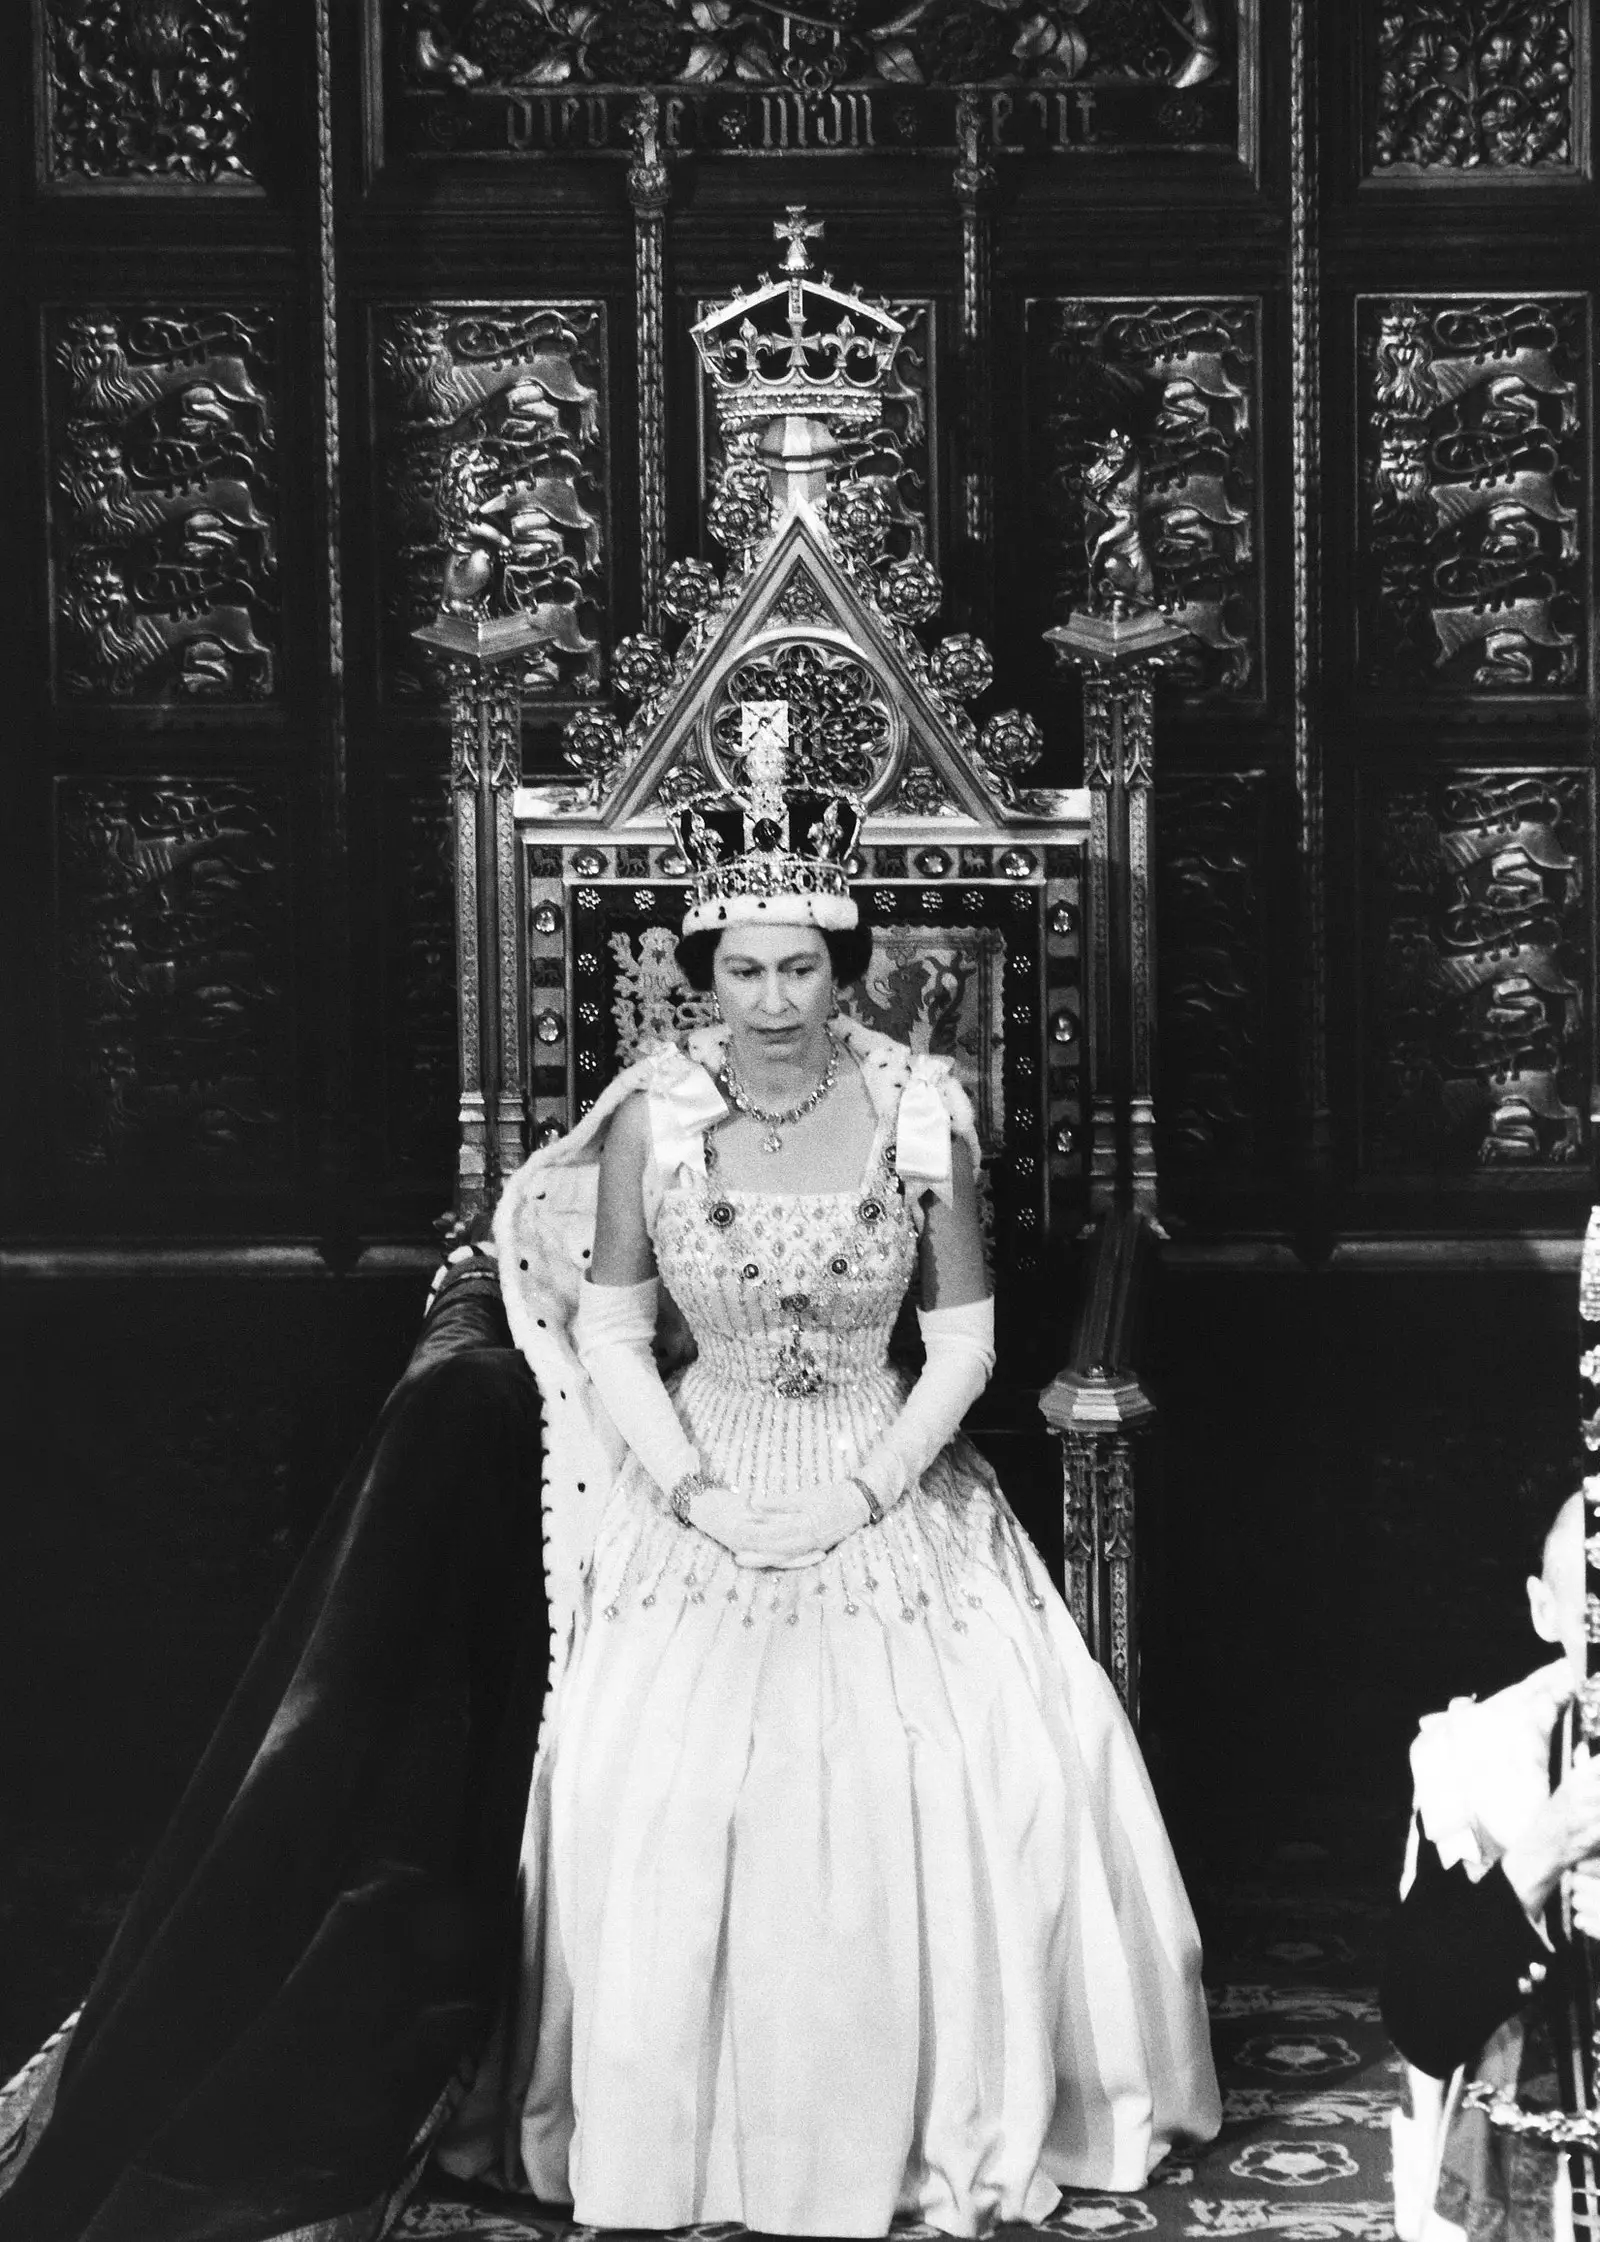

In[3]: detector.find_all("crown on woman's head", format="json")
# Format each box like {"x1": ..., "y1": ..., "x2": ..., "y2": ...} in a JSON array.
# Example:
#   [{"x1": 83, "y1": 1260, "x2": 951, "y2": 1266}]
[
  {"x1": 672, "y1": 706, "x2": 862, "y2": 935},
  {"x1": 691, "y1": 207, "x2": 904, "y2": 441}
]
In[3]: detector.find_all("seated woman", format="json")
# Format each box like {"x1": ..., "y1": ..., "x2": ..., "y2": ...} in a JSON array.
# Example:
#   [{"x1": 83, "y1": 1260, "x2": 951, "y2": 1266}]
[
  {"x1": 438, "y1": 758, "x2": 1221, "y2": 2237},
  {"x1": 0, "y1": 750, "x2": 1219, "y2": 2242}
]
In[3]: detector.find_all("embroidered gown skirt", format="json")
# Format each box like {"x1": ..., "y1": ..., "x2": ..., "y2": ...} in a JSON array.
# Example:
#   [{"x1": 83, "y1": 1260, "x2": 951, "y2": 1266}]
[{"x1": 444, "y1": 1174, "x2": 1220, "y2": 2238}]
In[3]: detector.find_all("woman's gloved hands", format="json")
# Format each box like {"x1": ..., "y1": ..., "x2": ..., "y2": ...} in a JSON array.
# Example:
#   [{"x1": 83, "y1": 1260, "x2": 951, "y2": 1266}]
[{"x1": 712, "y1": 1479, "x2": 872, "y2": 1570}]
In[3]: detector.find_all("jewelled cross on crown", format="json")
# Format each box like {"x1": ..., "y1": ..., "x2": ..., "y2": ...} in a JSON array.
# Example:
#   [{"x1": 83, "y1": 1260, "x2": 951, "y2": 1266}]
[{"x1": 741, "y1": 701, "x2": 790, "y2": 826}]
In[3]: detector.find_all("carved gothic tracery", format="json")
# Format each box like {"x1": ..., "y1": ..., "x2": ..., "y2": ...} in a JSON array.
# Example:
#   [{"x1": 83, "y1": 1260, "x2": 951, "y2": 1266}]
[
  {"x1": 375, "y1": 302, "x2": 609, "y2": 710},
  {"x1": 51, "y1": 308, "x2": 279, "y2": 705},
  {"x1": 1156, "y1": 776, "x2": 1267, "y2": 1176},
  {"x1": 711, "y1": 645, "x2": 893, "y2": 800},
  {"x1": 1032, "y1": 298, "x2": 1258, "y2": 693},
  {"x1": 56, "y1": 778, "x2": 294, "y2": 1182},
  {"x1": 1372, "y1": 2, "x2": 1578, "y2": 174},
  {"x1": 45, "y1": 0, "x2": 258, "y2": 186},
  {"x1": 1366, "y1": 771, "x2": 1587, "y2": 1172},
  {"x1": 1359, "y1": 295, "x2": 1586, "y2": 691}
]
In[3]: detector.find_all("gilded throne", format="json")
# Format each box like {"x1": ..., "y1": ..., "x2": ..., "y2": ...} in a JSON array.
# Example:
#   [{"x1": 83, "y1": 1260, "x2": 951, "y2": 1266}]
[{"x1": 418, "y1": 212, "x2": 1182, "y2": 1718}]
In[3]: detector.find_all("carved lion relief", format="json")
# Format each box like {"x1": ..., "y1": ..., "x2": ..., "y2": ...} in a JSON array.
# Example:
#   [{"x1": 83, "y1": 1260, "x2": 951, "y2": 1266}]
[
  {"x1": 49, "y1": 308, "x2": 279, "y2": 706},
  {"x1": 55, "y1": 777, "x2": 295, "y2": 1183},
  {"x1": 1358, "y1": 295, "x2": 1586, "y2": 692},
  {"x1": 372, "y1": 301, "x2": 609, "y2": 712},
  {"x1": 1030, "y1": 297, "x2": 1259, "y2": 695},
  {"x1": 1363, "y1": 769, "x2": 1588, "y2": 1173}
]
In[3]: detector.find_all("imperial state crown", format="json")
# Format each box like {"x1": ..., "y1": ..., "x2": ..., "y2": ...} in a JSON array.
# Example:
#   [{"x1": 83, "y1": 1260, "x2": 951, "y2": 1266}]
[{"x1": 672, "y1": 712, "x2": 861, "y2": 935}]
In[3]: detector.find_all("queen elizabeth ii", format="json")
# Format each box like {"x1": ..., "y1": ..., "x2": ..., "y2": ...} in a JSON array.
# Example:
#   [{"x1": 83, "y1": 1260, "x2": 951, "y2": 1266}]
[{"x1": 438, "y1": 750, "x2": 1221, "y2": 2236}]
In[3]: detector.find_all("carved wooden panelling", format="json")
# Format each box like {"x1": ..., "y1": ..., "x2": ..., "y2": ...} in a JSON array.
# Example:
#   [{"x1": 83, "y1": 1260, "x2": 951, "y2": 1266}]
[
  {"x1": 1369, "y1": 2, "x2": 1582, "y2": 177},
  {"x1": 700, "y1": 298, "x2": 936, "y2": 563},
  {"x1": 372, "y1": 302, "x2": 609, "y2": 713},
  {"x1": 43, "y1": 0, "x2": 259, "y2": 187},
  {"x1": 1029, "y1": 297, "x2": 1259, "y2": 694},
  {"x1": 1357, "y1": 295, "x2": 1586, "y2": 693},
  {"x1": 55, "y1": 778, "x2": 295, "y2": 1184},
  {"x1": 49, "y1": 307, "x2": 279, "y2": 706},
  {"x1": 383, "y1": 775, "x2": 457, "y2": 1186},
  {"x1": 389, "y1": 1, "x2": 1242, "y2": 159},
  {"x1": 1362, "y1": 770, "x2": 1588, "y2": 1174},
  {"x1": 1156, "y1": 773, "x2": 1268, "y2": 1175}
]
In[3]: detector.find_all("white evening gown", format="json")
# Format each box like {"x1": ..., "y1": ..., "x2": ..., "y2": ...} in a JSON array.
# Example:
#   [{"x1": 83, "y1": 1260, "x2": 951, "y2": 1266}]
[{"x1": 446, "y1": 1097, "x2": 1219, "y2": 2238}]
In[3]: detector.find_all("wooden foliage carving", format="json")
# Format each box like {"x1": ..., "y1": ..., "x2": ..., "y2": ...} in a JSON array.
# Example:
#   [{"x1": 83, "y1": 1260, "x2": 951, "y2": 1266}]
[
  {"x1": 1358, "y1": 295, "x2": 1586, "y2": 692},
  {"x1": 372, "y1": 301, "x2": 609, "y2": 710},
  {"x1": 56, "y1": 778, "x2": 295, "y2": 1184},
  {"x1": 44, "y1": 0, "x2": 259, "y2": 186},
  {"x1": 50, "y1": 307, "x2": 280, "y2": 705},
  {"x1": 1371, "y1": 2, "x2": 1580, "y2": 175},
  {"x1": 388, "y1": 1, "x2": 1241, "y2": 158},
  {"x1": 1364, "y1": 769, "x2": 1587, "y2": 1174}
]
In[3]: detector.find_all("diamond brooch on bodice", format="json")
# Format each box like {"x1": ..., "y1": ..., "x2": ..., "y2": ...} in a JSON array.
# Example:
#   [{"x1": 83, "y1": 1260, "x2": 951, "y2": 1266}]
[{"x1": 773, "y1": 1292, "x2": 824, "y2": 1399}]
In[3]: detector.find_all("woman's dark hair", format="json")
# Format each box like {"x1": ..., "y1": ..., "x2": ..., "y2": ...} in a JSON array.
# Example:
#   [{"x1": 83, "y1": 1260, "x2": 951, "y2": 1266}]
[{"x1": 675, "y1": 899, "x2": 873, "y2": 994}]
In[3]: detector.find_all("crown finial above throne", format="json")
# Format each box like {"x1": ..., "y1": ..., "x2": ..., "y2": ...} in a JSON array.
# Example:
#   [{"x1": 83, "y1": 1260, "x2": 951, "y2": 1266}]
[{"x1": 692, "y1": 207, "x2": 905, "y2": 441}]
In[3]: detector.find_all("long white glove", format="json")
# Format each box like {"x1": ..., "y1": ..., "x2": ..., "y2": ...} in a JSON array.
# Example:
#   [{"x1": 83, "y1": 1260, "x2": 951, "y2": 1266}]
[
  {"x1": 853, "y1": 1294, "x2": 995, "y2": 1511},
  {"x1": 573, "y1": 1276, "x2": 699, "y2": 1497}
]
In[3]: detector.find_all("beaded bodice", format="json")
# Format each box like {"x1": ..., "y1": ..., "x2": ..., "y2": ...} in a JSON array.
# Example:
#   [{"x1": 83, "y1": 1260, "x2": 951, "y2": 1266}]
[{"x1": 653, "y1": 1123, "x2": 917, "y2": 1399}]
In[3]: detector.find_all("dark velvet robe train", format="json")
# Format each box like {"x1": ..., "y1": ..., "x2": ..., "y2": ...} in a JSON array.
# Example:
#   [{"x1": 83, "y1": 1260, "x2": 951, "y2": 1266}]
[{"x1": 0, "y1": 1274, "x2": 546, "y2": 2242}]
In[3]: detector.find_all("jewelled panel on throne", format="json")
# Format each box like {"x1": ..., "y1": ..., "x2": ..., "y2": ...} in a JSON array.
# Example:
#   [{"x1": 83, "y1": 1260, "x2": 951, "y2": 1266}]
[
  {"x1": 609, "y1": 916, "x2": 1005, "y2": 1148},
  {"x1": 530, "y1": 852, "x2": 1076, "y2": 1388},
  {"x1": 536, "y1": 858, "x2": 1074, "y2": 1581}
]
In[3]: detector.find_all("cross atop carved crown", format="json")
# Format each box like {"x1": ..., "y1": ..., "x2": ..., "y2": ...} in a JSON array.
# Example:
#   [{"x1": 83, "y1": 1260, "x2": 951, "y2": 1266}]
[{"x1": 774, "y1": 206, "x2": 824, "y2": 276}]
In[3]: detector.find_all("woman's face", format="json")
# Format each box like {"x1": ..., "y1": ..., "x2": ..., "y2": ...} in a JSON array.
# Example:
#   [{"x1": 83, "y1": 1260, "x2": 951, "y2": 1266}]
[{"x1": 712, "y1": 923, "x2": 834, "y2": 1058}]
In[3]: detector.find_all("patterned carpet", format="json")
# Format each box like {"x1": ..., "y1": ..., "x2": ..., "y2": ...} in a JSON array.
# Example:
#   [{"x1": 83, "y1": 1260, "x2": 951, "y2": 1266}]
[{"x1": 395, "y1": 1865, "x2": 1401, "y2": 2242}]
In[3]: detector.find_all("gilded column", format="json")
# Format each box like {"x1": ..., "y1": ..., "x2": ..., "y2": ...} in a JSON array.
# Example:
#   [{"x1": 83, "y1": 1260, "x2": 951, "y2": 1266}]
[
  {"x1": 1081, "y1": 677, "x2": 1118, "y2": 1216},
  {"x1": 1122, "y1": 681, "x2": 1158, "y2": 1218},
  {"x1": 1290, "y1": 0, "x2": 1330, "y2": 1177},
  {"x1": 1046, "y1": 610, "x2": 1184, "y2": 1226},
  {"x1": 628, "y1": 93, "x2": 672, "y2": 638},
  {"x1": 415, "y1": 614, "x2": 538, "y2": 1220},
  {"x1": 1040, "y1": 1205, "x2": 1158, "y2": 1721},
  {"x1": 953, "y1": 92, "x2": 996, "y2": 621}
]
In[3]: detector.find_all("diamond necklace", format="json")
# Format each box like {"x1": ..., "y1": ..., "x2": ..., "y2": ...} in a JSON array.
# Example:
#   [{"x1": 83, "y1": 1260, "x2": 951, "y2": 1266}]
[{"x1": 721, "y1": 1030, "x2": 841, "y2": 1154}]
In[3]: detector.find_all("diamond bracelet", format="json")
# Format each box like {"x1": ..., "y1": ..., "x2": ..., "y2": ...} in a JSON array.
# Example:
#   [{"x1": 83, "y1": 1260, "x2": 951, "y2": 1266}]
[{"x1": 667, "y1": 1470, "x2": 706, "y2": 1527}]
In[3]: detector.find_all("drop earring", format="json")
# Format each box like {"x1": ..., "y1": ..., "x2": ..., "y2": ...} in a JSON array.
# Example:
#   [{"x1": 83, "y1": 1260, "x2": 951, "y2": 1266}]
[{"x1": 711, "y1": 993, "x2": 723, "y2": 1022}]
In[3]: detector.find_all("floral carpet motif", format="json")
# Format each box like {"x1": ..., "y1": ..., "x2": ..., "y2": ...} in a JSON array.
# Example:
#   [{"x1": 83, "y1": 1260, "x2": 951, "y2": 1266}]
[{"x1": 397, "y1": 1873, "x2": 1405, "y2": 2242}]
